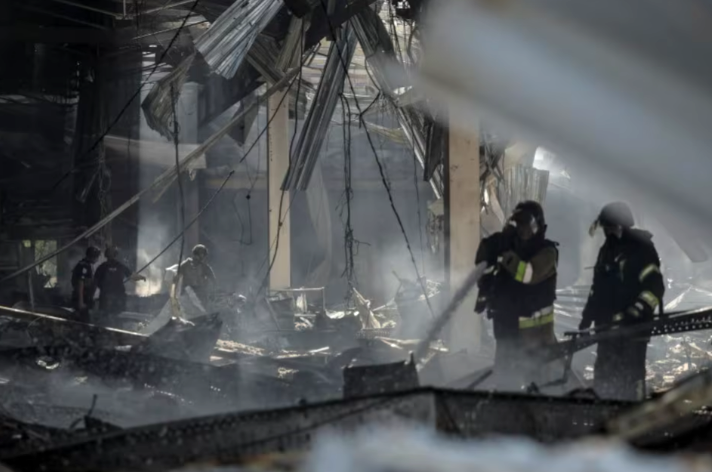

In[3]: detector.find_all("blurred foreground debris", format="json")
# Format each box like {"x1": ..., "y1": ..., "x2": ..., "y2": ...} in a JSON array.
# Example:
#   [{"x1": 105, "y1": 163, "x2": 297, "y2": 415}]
[{"x1": 5, "y1": 386, "x2": 712, "y2": 471}]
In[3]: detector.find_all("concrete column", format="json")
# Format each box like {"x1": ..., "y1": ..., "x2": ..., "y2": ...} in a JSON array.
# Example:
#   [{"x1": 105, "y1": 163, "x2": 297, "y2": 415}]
[
  {"x1": 267, "y1": 90, "x2": 291, "y2": 290},
  {"x1": 445, "y1": 127, "x2": 481, "y2": 353}
]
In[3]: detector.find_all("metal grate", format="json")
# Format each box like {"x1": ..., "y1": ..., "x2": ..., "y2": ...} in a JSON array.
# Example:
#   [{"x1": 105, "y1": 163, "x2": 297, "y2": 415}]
[
  {"x1": 436, "y1": 390, "x2": 626, "y2": 441},
  {"x1": 546, "y1": 307, "x2": 712, "y2": 362},
  {"x1": 2, "y1": 388, "x2": 645, "y2": 471}
]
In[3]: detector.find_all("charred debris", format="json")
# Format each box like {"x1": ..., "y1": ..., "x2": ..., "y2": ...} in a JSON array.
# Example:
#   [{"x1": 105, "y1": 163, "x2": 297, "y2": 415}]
[{"x1": 3, "y1": 0, "x2": 712, "y2": 470}]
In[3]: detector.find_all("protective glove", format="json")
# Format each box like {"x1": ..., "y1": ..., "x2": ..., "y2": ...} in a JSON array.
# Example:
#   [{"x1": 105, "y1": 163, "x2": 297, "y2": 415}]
[
  {"x1": 620, "y1": 305, "x2": 643, "y2": 325},
  {"x1": 610, "y1": 306, "x2": 641, "y2": 329},
  {"x1": 499, "y1": 250, "x2": 520, "y2": 277}
]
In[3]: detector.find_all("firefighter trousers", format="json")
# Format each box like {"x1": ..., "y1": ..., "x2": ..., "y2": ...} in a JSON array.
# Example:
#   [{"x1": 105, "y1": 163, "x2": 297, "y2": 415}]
[
  {"x1": 594, "y1": 338, "x2": 648, "y2": 401},
  {"x1": 492, "y1": 322, "x2": 557, "y2": 391}
]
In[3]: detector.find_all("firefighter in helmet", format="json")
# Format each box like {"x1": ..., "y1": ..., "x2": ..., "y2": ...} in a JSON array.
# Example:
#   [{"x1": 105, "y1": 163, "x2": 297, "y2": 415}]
[
  {"x1": 580, "y1": 202, "x2": 664, "y2": 401},
  {"x1": 475, "y1": 201, "x2": 559, "y2": 390}
]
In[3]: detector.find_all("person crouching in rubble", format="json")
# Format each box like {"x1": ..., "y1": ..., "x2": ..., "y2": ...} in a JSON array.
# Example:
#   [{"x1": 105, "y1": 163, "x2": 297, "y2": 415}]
[
  {"x1": 580, "y1": 202, "x2": 665, "y2": 401},
  {"x1": 170, "y1": 244, "x2": 216, "y2": 317},
  {"x1": 475, "y1": 201, "x2": 559, "y2": 390},
  {"x1": 71, "y1": 246, "x2": 101, "y2": 323},
  {"x1": 94, "y1": 246, "x2": 145, "y2": 323}
]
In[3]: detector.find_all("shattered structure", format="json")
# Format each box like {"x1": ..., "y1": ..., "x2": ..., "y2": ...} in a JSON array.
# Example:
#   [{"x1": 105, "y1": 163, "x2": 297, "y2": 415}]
[{"x1": 2, "y1": 0, "x2": 712, "y2": 470}]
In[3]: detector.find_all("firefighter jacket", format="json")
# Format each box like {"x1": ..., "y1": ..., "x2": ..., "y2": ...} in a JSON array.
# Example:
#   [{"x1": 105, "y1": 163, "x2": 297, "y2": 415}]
[
  {"x1": 581, "y1": 228, "x2": 664, "y2": 330},
  {"x1": 475, "y1": 229, "x2": 559, "y2": 339}
]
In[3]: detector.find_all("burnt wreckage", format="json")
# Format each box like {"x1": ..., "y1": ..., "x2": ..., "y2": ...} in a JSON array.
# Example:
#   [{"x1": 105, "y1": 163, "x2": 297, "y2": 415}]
[{"x1": 2, "y1": 0, "x2": 712, "y2": 470}]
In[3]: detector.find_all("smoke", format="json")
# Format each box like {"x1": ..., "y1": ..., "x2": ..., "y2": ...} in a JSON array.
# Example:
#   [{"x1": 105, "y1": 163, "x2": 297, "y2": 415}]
[
  {"x1": 386, "y1": 0, "x2": 712, "y2": 248},
  {"x1": 135, "y1": 221, "x2": 172, "y2": 297}
]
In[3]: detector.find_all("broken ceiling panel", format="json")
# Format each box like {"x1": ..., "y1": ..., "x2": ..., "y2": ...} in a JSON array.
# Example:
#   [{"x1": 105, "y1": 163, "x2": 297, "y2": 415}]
[
  {"x1": 424, "y1": 118, "x2": 445, "y2": 182},
  {"x1": 351, "y1": 8, "x2": 442, "y2": 198},
  {"x1": 141, "y1": 52, "x2": 196, "y2": 139},
  {"x1": 246, "y1": 35, "x2": 284, "y2": 84},
  {"x1": 358, "y1": 120, "x2": 408, "y2": 145},
  {"x1": 277, "y1": 16, "x2": 309, "y2": 71},
  {"x1": 195, "y1": 0, "x2": 283, "y2": 80},
  {"x1": 497, "y1": 165, "x2": 550, "y2": 218},
  {"x1": 283, "y1": 25, "x2": 357, "y2": 191}
]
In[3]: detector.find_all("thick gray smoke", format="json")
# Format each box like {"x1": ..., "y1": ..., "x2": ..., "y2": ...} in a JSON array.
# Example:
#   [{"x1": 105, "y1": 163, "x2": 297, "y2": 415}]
[{"x1": 388, "y1": 0, "x2": 712, "y2": 252}]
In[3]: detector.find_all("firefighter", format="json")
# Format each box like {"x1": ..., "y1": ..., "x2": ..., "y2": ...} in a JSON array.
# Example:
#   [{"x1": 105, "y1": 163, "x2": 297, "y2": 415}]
[
  {"x1": 71, "y1": 246, "x2": 101, "y2": 323},
  {"x1": 579, "y1": 202, "x2": 664, "y2": 401},
  {"x1": 475, "y1": 201, "x2": 559, "y2": 390},
  {"x1": 170, "y1": 244, "x2": 216, "y2": 316},
  {"x1": 94, "y1": 246, "x2": 145, "y2": 322}
]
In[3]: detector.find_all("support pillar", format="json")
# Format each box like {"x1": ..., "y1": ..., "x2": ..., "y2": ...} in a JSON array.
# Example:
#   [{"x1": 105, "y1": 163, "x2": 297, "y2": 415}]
[
  {"x1": 267, "y1": 90, "x2": 291, "y2": 290},
  {"x1": 445, "y1": 126, "x2": 481, "y2": 354}
]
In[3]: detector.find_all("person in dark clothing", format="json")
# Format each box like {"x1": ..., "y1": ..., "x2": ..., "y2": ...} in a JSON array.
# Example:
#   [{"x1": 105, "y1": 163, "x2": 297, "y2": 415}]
[
  {"x1": 71, "y1": 246, "x2": 101, "y2": 323},
  {"x1": 475, "y1": 201, "x2": 559, "y2": 390},
  {"x1": 580, "y1": 202, "x2": 665, "y2": 401},
  {"x1": 94, "y1": 247, "x2": 145, "y2": 321}
]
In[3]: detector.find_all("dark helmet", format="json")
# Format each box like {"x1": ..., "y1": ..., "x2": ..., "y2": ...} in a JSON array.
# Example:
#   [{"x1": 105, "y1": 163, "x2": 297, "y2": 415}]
[
  {"x1": 105, "y1": 246, "x2": 119, "y2": 259},
  {"x1": 512, "y1": 200, "x2": 546, "y2": 233},
  {"x1": 86, "y1": 246, "x2": 101, "y2": 259},
  {"x1": 192, "y1": 244, "x2": 208, "y2": 258},
  {"x1": 597, "y1": 201, "x2": 634, "y2": 228}
]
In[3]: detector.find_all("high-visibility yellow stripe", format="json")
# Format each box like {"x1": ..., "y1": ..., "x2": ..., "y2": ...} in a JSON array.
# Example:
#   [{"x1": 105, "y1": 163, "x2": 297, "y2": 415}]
[
  {"x1": 519, "y1": 312, "x2": 554, "y2": 329},
  {"x1": 515, "y1": 261, "x2": 527, "y2": 282},
  {"x1": 639, "y1": 291, "x2": 660, "y2": 310},
  {"x1": 639, "y1": 264, "x2": 660, "y2": 282}
]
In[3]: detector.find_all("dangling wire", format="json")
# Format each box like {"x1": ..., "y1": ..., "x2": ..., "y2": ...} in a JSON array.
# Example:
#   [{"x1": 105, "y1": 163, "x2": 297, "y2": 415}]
[
  {"x1": 339, "y1": 94, "x2": 356, "y2": 288},
  {"x1": 170, "y1": 84, "x2": 186, "y2": 273}
]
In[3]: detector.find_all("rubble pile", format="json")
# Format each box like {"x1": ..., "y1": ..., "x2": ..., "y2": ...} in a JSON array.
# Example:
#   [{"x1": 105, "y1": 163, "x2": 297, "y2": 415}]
[
  {"x1": 0, "y1": 276, "x2": 452, "y2": 457},
  {"x1": 647, "y1": 333, "x2": 712, "y2": 391},
  {"x1": 555, "y1": 284, "x2": 712, "y2": 393}
]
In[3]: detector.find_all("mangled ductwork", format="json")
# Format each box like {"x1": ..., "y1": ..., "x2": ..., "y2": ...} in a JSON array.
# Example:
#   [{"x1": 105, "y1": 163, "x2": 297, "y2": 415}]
[
  {"x1": 497, "y1": 165, "x2": 549, "y2": 217},
  {"x1": 141, "y1": 53, "x2": 196, "y2": 139},
  {"x1": 246, "y1": 35, "x2": 311, "y2": 117},
  {"x1": 283, "y1": 26, "x2": 358, "y2": 191},
  {"x1": 350, "y1": 8, "x2": 442, "y2": 198},
  {"x1": 195, "y1": 0, "x2": 283, "y2": 80}
]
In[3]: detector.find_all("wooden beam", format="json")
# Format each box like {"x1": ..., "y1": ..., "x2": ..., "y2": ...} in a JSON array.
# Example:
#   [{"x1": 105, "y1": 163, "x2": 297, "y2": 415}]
[
  {"x1": 267, "y1": 91, "x2": 291, "y2": 290},
  {"x1": 445, "y1": 125, "x2": 481, "y2": 354}
]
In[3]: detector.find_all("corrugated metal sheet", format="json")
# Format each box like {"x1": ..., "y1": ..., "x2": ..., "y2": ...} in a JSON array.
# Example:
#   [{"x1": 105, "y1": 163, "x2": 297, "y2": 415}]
[
  {"x1": 141, "y1": 53, "x2": 196, "y2": 139},
  {"x1": 283, "y1": 25, "x2": 357, "y2": 191},
  {"x1": 496, "y1": 165, "x2": 550, "y2": 218},
  {"x1": 351, "y1": 7, "x2": 442, "y2": 198},
  {"x1": 195, "y1": 0, "x2": 283, "y2": 80}
]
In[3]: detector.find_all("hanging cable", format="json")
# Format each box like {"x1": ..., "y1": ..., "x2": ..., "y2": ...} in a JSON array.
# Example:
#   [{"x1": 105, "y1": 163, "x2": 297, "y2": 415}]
[
  {"x1": 171, "y1": 83, "x2": 187, "y2": 273},
  {"x1": 27, "y1": 0, "x2": 202, "y2": 207},
  {"x1": 252, "y1": 21, "x2": 310, "y2": 296},
  {"x1": 339, "y1": 94, "x2": 356, "y2": 287},
  {"x1": 132, "y1": 171, "x2": 235, "y2": 279},
  {"x1": 316, "y1": 0, "x2": 435, "y2": 317},
  {"x1": 0, "y1": 63, "x2": 305, "y2": 285}
]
